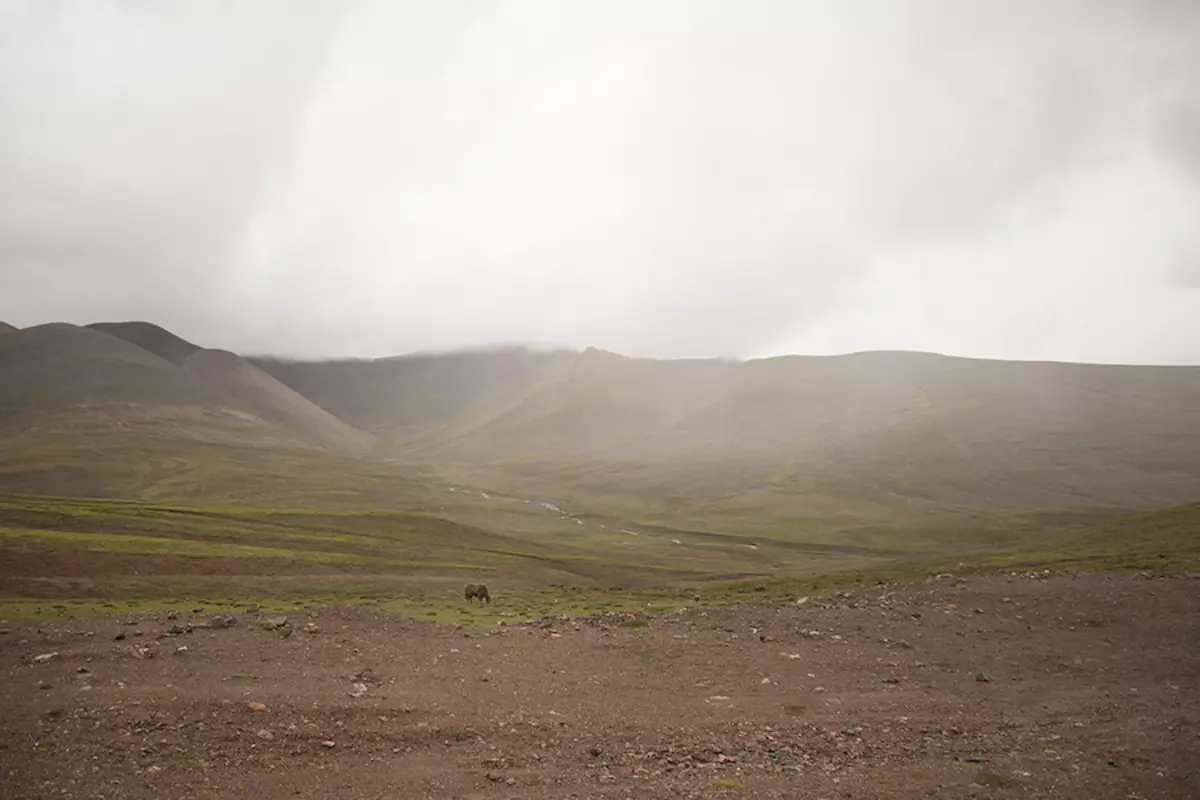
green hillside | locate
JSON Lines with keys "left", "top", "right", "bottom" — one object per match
{"left": 2, "top": 320, "right": 1198, "bottom": 573}
{"left": 260, "top": 346, "right": 1200, "bottom": 517}
{"left": 86, "top": 321, "right": 200, "bottom": 364}
{"left": 252, "top": 346, "right": 575, "bottom": 434}
{"left": 0, "top": 323, "right": 227, "bottom": 425}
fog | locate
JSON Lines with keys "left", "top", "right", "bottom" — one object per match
{"left": 2, "top": 0, "right": 1198, "bottom": 363}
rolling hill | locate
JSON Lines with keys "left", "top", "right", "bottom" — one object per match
{"left": 2, "top": 320, "right": 1198, "bottom": 538}
{"left": 0, "top": 322, "right": 370, "bottom": 451}
{"left": 0, "top": 322, "right": 16, "bottom": 334}
{"left": 86, "top": 321, "right": 200, "bottom": 365}
{"left": 257, "top": 346, "right": 1200, "bottom": 518}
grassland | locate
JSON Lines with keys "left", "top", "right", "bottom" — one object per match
{"left": 1, "top": 489, "right": 1195, "bottom": 625}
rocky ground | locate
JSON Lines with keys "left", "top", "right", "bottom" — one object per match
{"left": 1, "top": 572, "right": 1197, "bottom": 799}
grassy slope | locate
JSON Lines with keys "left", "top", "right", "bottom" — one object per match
{"left": 392, "top": 350, "right": 1200, "bottom": 517}
{"left": 0, "top": 323, "right": 225, "bottom": 421}
{"left": 85, "top": 321, "right": 200, "bottom": 364}
{"left": 180, "top": 348, "right": 373, "bottom": 451}
{"left": 3, "top": 322, "right": 1196, "bottom": 626}
{"left": 251, "top": 347, "right": 575, "bottom": 435}
{"left": 1, "top": 495, "right": 1195, "bottom": 624}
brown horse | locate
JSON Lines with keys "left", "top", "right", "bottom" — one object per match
{"left": 464, "top": 583, "right": 491, "bottom": 604}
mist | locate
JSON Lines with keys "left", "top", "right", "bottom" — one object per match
{"left": 2, "top": 0, "right": 1198, "bottom": 363}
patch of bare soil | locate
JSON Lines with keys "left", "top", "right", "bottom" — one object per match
{"left": 0, "top": 547, "right": 378, "bottom": 593}
{"left": 1, "top": 573, "right": 1196, "bottom": 799}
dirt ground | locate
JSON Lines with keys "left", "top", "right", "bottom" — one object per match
{"left": 1, "top": 572, "right": 1197, "bottom": 799}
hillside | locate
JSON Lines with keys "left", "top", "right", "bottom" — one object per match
{"left": 0, "top": 322, "right": 16, "bottom": 334}
{"left": 0, "top": 322, "right": 370, "bottom": 453}
{"left": 86, "top": 321, "right": 200, "bottom": 365}
{"left": 180, "top": 348, "right": 372, "bottom": 451}
{"left": 3, "top": 321, "right": 1199, "bottom": 538}
{"left": 259, "top": 347, "right": 1200, "bottom": 519}
{"left": 0, "top": 323, "right": 229, "bottom": 428}
{"left": 252, "top": 346, "right": 574, "bottom": 435}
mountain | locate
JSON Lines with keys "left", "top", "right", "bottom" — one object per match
{"left": 0, "top": 322, "right": 16, "bottom": 334}
{"left": 86, "top": 321, "right": 199, "bottom": 364}
{"left": 0, "top": 322, "right": 369, "bottom": 451}
{"left": 251, "top": 346, "right": 575, "bottom": 435}
{"left": 259, "top": 347, "right": 1200, "bottom": 515}
{"left": 179, "top": 347, "right": 371, "bottom": 450}
{"left": 0, "top": 323, "right": 228, "bottom": 429}
{"left": 4, "top": 320, "right": 1199, "bottom": 526}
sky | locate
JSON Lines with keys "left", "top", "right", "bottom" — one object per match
{"left": 1, "top": 0, "right": 1199, "bottom": 364}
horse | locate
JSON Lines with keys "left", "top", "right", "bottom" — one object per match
{"left": 464, "top": 583, "right": 491, "bottom": 604}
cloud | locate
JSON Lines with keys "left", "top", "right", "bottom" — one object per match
{"left": 1, "top": 0, "right": 1198, "bottom": 363}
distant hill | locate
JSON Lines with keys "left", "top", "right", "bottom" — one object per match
{"left": 0, "top": 322, "right": 16, "bottom": 334}
{"left": 3, "top": 320, "right": 1199, "bottom": 525}
{"left": 0, "top": 323, "right": 369, "bottom": 451}
{"left": 260, "top": 346, "right": 1200, "bottom": 515}
{"left": 180, "top": 348, "right": 372, "bottom": 450}
{"left": 0, "top": 323, "right": 226, "bottom": 425}
{"left": 252, "top": 346, "right": 575, "bottom": 435}
{"left": 87, "top": 321, "right": 200, "bottom": 365}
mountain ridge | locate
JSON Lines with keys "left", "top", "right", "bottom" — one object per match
{"left": 2, "top": 319, "right": 1198, "bottom": 521}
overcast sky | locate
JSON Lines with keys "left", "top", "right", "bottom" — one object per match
{"left": 2, "top": 1, "right": 1199, "bottom": 363}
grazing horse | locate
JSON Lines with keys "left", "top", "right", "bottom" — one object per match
{"left": 464, "top": 583, "right": 491, "bottom": 604}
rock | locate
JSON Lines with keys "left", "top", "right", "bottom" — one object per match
{"left": 113, "top": 633, "right": 126, "bottom": 641}
{"left": 76, "top": 667, "right": 89, "bottom": 674}
{"left": 37, "top": 680, "right": 51, "bottom": 690}
{"left": 975, "top": 671, "right": 991, "bottom": 683}
{"left": 32, "top": 652, "right": 58, "bottom": 664}
{"left": 794, "top": 596, "right": 810, "bottom": 605}
{"left": 322, "top": 740, "right": 336, "bottom": 748}
{"left": 304, "top": 623, "right": 321, "bottom": 634}
{"left": 256, "top": 729, "right": 273, "bottom": 740}
{"left": 260, "top": 616, "right": 290, "bottom": 631}
{"left": 248, "top": 701, "right": 267, "bottom": 712}
{"left": 165, "top": 625, "right": 187, "bottom": 636}
{"left": 245, "top": 604, "right": 261, "bottom": 614}
{"left": 350, "top": 682, "right": 369, "bottom": 698}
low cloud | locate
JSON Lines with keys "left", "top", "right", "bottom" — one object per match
{"left": 1, "top": 0, "right": 1198, "bottom": 363}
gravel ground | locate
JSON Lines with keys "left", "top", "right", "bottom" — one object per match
{"left": 1, "top": 572, "right": 1197, "bottom": 799}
